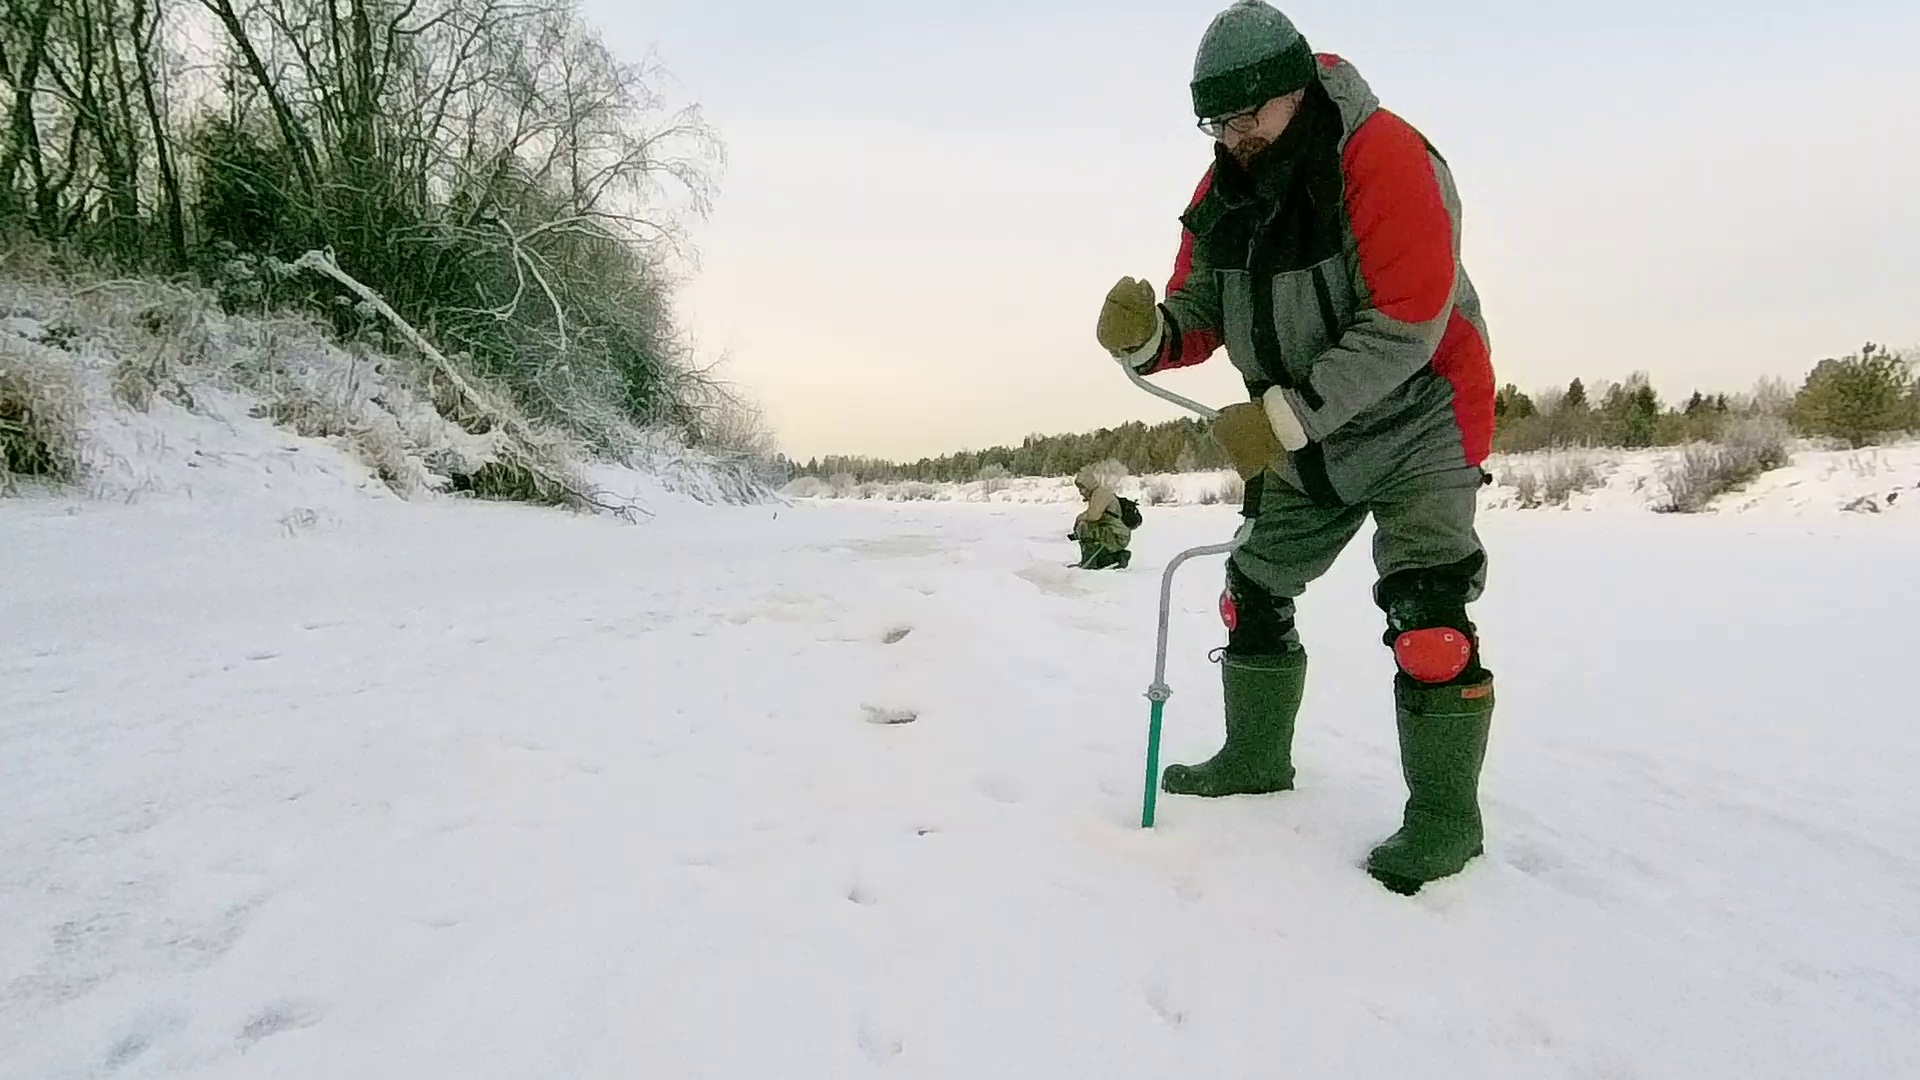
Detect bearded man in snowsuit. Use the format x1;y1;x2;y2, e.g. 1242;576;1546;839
1096;0;1498;894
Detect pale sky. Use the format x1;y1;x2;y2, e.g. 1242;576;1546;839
587;1;1920;462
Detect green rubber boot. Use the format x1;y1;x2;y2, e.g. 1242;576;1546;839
1161;649;1305;797
1366;673;1495;895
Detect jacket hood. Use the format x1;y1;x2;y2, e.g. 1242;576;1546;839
1311;53;1381;149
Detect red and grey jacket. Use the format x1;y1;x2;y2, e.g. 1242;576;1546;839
1123;54;1494;506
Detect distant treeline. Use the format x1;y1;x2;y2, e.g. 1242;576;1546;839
794;344;1920;484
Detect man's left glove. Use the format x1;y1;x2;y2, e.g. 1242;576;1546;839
1097;276;1162;366
1211;401;1286;481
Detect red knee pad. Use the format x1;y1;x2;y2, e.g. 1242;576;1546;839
1219;590;1238;631
1394;627;1473;683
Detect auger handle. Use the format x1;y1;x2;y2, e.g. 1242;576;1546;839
1121;363;1220;422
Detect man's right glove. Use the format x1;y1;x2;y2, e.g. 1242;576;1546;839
1097;276;1162;364
1211;401;1286;481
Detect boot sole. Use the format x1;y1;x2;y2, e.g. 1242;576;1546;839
1370;871;1424;896
1161;778;1294;798
1367;844;1485;896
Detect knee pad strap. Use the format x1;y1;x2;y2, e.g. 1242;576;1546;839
1223;560;1295;655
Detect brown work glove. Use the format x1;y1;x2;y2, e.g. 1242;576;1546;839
1096;276;1158;355
1211;401;1285;481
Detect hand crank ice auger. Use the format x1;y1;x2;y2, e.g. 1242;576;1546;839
1118;364;1241;829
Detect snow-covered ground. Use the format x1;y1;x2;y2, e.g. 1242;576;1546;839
6;432;1919;1077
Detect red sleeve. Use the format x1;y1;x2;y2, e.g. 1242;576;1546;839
1165;168;1213;296
1147;168;1225;373
1340;110;1454;325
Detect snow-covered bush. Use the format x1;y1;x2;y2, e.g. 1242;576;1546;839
1499;450;1602;508
1206;472;1246;506
1654;417;1792;513
975;464;1011;496
786;476;832;499
0;329;82;490
627;429;783;506
1724;414;1793;470
1542;454;1602;505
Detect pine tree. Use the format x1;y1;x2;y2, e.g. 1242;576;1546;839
1793;343;1916;448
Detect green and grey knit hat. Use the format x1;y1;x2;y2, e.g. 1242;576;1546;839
1190;1;1317;120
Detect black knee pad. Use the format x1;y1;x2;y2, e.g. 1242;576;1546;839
1376;554;1486;684
1221;559;1295;656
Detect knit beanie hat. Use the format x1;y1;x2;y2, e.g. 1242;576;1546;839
1190;1;1317;119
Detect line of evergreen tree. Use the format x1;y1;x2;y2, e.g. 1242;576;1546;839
1494;344;1919;452
796;417;1232;485
798;344;1919;483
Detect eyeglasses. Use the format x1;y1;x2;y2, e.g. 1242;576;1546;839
1197;106;1263;140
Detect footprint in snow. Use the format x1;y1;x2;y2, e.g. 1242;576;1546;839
105;1031;153;1070
862;704;918;725
1144;980;1189;1027
102;1010;188;1071
1503;838;1566;876
237;999;324;1048
1500;842;1621;904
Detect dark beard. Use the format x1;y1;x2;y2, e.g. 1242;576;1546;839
1228;134;1272;169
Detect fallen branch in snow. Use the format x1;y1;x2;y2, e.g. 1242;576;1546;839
292;249;501;425
289;249;645;519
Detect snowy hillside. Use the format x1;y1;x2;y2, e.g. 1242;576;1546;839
0;276;770;518
786;440;1920;519
6;336;1920;1078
